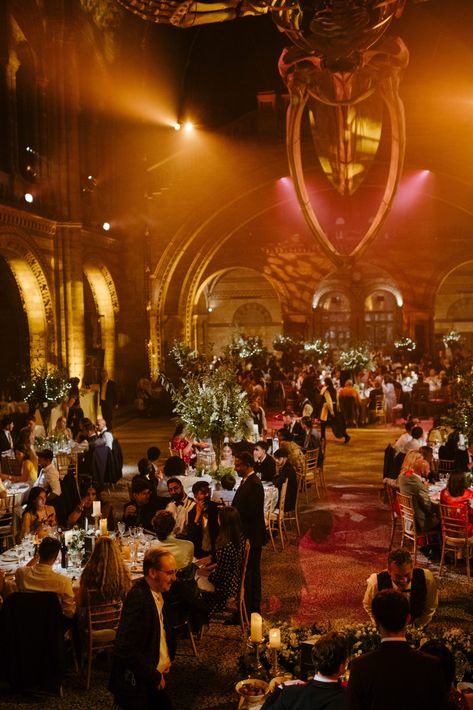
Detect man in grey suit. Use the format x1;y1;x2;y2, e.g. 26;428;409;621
398;452;438;532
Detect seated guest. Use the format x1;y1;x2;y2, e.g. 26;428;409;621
398;451;440;535
440;470;473;535
198;506;245;615
300;416;321;452
363;548;438;629
421;640;469;710
211;473;237;506
277;429;305;474
348;589;448;710
262;632;347;710
220;443;235;468
282;410;305;447
186;481;220;559
35;449;61;502
16;415;39;463
165;477;195;536
404;425;425;453
273;448;298;513
53;416;73;441
0;445;37;485
152;510;194;570
77;536;131;607
158;456;187;506
394;420;415;455
123;476;156;532
15;536;76;619
420;445;436;482
170;423;194;465
438;430;461;462
21;486;57;539
0;415;15;455
253;440;276;482
66;478;114;529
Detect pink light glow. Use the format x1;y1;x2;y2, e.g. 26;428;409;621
392;169;434;213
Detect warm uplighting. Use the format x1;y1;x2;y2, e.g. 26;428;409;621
183;121;194;133
102;222;111;231
24;193;34;203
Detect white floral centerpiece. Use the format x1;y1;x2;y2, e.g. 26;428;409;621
302;340;330;358
338;345;374;374
443;330;462;348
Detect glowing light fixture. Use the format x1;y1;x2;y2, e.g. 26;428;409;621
173;122;181;131
207;306;213;313
183;121;194;133
102;222;111;232
24;193;34;203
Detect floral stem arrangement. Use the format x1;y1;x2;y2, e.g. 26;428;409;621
19;368;70;433
338;345;374;374
443;330;462;348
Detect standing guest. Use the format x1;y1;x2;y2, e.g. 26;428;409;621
253;440;276;482
109;549;177;710
198;506;245;615
152;511;194;570
282;410;305;447
262;632;347;710
20;486;57;538
440;470;473;535
363;548;438;629
123;476;155;532
273;449;298;513
96;417;113;449
0;415;15;455
186;481;220;559
77;536;131;606
347;590;448;710
165;477;195;536
320;377;350;443
249;397;267;438
66;378;84;438
0;445;37;485
100;369;118;431
35;449;61;502
15;536;75;620
233;452;266;615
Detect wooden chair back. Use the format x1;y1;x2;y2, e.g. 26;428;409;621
439;502;472;579
396;491;418;563
374;395;386;423
1;456;21;477
0;495;16;549
437;459;455;477
82;590;123;689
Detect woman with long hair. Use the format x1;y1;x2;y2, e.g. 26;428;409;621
53;416;73;441
198;506;245;615
78;537;131;606
0;445;37;485
170;423;194;465
20;486;56;538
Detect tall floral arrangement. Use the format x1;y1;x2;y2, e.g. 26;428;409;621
338;345;374;374
19;369;70;433
444;368;473;443
164;346;251;463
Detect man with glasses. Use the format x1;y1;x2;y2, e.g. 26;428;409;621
110;549;177;709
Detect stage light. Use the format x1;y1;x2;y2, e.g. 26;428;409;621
183;121;194;133
102;222;111;231
173;122;181;131
24;193;34;203
207;306;213;313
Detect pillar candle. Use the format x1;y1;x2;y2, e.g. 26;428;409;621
269;628;281;649
250;613;263;643
64;530;74;545
99;518;108;536
92;501;101;517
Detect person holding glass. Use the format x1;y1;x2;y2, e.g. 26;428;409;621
20;486;57;539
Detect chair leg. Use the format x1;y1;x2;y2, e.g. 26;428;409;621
85;646;92;691
187;623;198;658
439;543;445;577
278;517;285;551
268;522;276;551
295;507;301;537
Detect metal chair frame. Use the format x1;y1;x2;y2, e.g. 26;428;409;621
439;502;473;580
266;479;288;551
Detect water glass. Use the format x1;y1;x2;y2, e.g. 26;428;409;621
117;521;126;537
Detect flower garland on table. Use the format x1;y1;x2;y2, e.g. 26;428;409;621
34;433;69;452
262;621;473;679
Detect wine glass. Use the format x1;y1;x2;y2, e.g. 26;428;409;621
117;521;126;537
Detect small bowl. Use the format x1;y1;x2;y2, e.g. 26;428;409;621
235;678;269;702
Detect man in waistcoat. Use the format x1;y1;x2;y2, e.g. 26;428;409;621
362;548;438;628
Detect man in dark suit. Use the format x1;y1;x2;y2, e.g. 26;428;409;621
253;440;276;482
233;452;266;614
109;548;176;710
186;480;219;559
100;369;118;431
282;410;305;447
347;589;448;710
262;632;347;710
0;415;15;455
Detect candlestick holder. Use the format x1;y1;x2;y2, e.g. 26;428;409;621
245;637;268;680
268;646;280;677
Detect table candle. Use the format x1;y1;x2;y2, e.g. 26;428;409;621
250;613;263;643
63;530;73;545
99;518;108;535
269;628;281;649
92;501;101;517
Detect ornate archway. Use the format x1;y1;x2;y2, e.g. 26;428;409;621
0;230;55;372
83;262;119;378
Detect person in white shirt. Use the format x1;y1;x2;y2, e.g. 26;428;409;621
35;449;61;500
15;536;76;619
363;548;438;629
403;425;425;453
393;421;415;455
165;477;195;536
96;417;114;449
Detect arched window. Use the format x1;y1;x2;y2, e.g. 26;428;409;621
319;292;351;349
364;290;397;348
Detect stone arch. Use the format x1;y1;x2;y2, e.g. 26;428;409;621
0;229;55;371
434;260;473;347
83;262;119;378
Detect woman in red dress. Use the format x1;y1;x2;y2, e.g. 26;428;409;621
440;470;473;535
